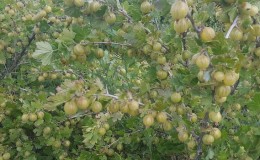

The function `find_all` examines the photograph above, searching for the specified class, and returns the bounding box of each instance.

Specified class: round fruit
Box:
[106,148,114,156]
[153,42,162,52]
[173,18,190,34]
[255,47,260,57]
[249,5,259,16]
[108,102,120,113]
[76,96,90,110]
[128,100,139,111]
[90,1,101,12]
[209,111,222,123]
[73,44,85,56]
[224,71,239,86]
[170,0,189,20]
[187,140,196,149]
[98,127,106,136]
[103,123,110,130]
[215,85,231,97]
[17,2,24,8]
[213,71,225,82]
[230,28,243,41]
[150,90,158,98]
[210,128,221,139]
[157,55,166,65]
[197,71,205,83]
[37,111,44,119]
[215,96,227,103]
[141,1,152,14]
[96,48,104,58]
[74,0,84,7]
[39,10,47,18]
[43,126,51,134]
[44,6,52,13]
[202,134,214,145]
[2,153,11,160]
[64,140,71,147]
[195,54,210,70]
[53,140,61,148]
[105,12,116,25]
[240,2,252,15]
[156,112,167,123]
[143,114,154,127]
[51,73,58,79]
[116,143,123,151]
[156,70,168,80]
[21,114,29,122]
[163,121,173,131]
[251,24,260,36]
[200,27,216,42]
[64,0,74,6]
[38,76,45,82]
[190,113,197,123]
[91,101,103,113]
[64,101,78,115]
[120,103,129,113]
[178,132,188,142]
[171,92,182,103]
[29,113,38,122]
[233,103,241,111]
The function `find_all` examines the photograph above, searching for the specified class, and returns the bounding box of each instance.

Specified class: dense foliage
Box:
[0,0,260,159]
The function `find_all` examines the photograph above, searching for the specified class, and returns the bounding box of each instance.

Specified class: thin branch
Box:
[187,14,200,35]
[0,33,36,80]
[92,93,145,106]
[194,112,209,160]
[231,78,240,95]
[80,41,132,47]
[225,16,239,39]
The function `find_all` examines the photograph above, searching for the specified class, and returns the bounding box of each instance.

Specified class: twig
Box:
[187,14,201,35]
[0,33,36,80]
[194,112,209,160]
[231,78,240,95]
[225,16,239,39]
[80,41,132,47]
[92,93,145,106]
[118,9,133,23]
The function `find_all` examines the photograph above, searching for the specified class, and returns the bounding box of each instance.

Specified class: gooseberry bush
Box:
[0,0,260,159]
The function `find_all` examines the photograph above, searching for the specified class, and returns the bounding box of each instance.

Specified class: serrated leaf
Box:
[247,92,260,112]
[206,148,214,160]
[65,6,81,17]
[58,28,76,43]
[32,41,53,65]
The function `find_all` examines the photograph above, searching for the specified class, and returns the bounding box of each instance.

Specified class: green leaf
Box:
[58,28,76,43]
[206,148,214,160]
[0,52,6,64]
[210,33,230,55]
[247,92,260,112]
[32,41,53,65]
[64,6,81,18]
[39,20,50,32]
[228,7,238,22]
[72,24,90,42]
